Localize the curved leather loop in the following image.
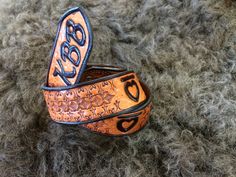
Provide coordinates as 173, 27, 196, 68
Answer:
42, 7, 152, 136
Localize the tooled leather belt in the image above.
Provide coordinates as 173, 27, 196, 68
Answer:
42, 7, 152, 136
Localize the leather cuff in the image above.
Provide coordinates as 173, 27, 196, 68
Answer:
42, 7, 152, 136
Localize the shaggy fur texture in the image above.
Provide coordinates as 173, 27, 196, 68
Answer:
0, 0, 236, 176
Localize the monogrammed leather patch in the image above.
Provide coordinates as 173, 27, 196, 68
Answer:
47, 7, 92, 87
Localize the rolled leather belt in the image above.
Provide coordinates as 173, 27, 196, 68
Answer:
42, 7, 152, 136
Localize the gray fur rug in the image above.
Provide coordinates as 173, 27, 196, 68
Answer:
0, 0, 236, 176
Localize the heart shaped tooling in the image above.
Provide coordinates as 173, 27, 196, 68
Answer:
42, 7, 152, 136
117, 118, 138, 132
125, 80, 140, 102
117, 112, 141, 132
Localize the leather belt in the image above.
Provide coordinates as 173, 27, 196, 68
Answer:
42, 7, 152, 136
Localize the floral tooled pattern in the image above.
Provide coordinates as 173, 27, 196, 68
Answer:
48, 91, 114, 112
44, 80, 120, 121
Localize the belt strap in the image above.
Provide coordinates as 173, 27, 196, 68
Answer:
42, 7, 152, 136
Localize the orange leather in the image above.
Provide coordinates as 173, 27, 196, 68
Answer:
42, 7, 152, 136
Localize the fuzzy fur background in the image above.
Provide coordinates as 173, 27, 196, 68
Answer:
0, 0, 236, 177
